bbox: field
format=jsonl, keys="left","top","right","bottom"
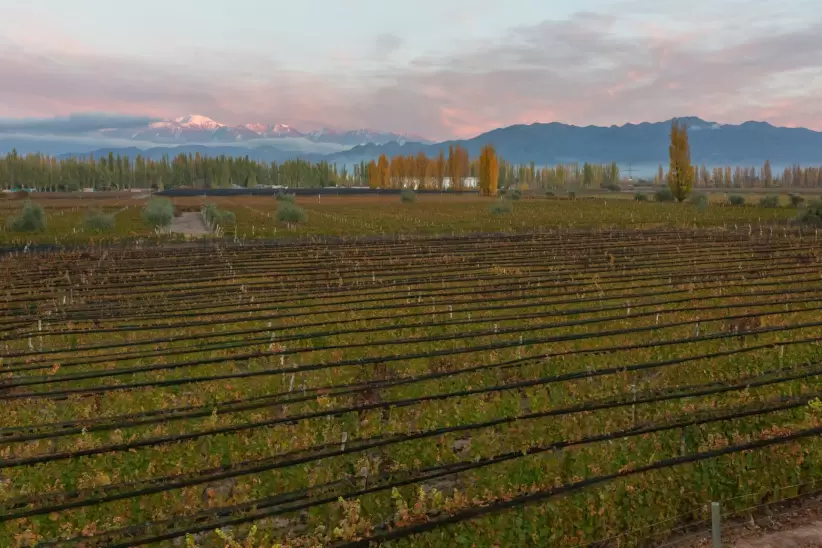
{"left": 2, "top": 195, "right": 822, "bottom": 547}
{"left": 0, "top": 192, "right": 804, "bottom": 247}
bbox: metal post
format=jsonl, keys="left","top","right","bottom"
{"left": 711, "top": 501, "right": 721, "bottom": 548}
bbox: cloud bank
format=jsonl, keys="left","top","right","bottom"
{"left": 1, "top": 7, "right": 821, "bottom": 141}
{"left": 0, "top": 113, "right": 160, "bottom": 134}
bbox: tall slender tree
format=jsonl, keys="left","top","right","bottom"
{"left": 478, "top": 144, "right": 499, "bottom": 196}
{"left": 668, "top": 119, "right": 694, "bottom": 202}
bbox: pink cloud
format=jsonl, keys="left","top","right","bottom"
{"left": 1, "top": 12, "right": 822, "bottom": 140}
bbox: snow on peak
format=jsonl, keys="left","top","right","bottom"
{"left": 243, "top": 123, "right": 268, "bottom": 134}
{"left": 174, "top": 115, "right": 224, "bottom": 129}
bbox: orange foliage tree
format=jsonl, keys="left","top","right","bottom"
{"left": 478, "top": 144, "right": 499, "bottom": 196}
{"left": 377, "top": 154, "right": 390, "bottom": 188}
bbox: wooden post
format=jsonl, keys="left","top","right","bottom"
{"left": 711, "top": 501, "right": 721, "bottom": 548}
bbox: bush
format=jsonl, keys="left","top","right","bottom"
{"left": 6, "top": 201, "right": 46, "bottom": 232}
{"left": 602, "top": 183, "right": 621, "bottom": 192}
{"left": 201, "top": 203, "right": 236, "bottom": 230}
{"left": 790, "top": 194, "right": 806, "bottom": 208}
{"left": 276, "top": 202, "right": 307, "bottom": 224}
{"left": 490, "top": 200, "right": 514, "bottom": 215}
{"left": 796, "top": 200, "right": 822, "bottom": 227}
{"left": 654, "top": 188, "right": 675, "bottom": 202}
{"left": 545, "top": 191, "right": 555, "bottom": 197}
{"left": 400, "top": 189, "right": 417, "bottom": 203}
{"left": 634, "top": 192, "right": 647, "bottom": 202}
{"left": 141, "top": 197, "right": 174, "bottom": 229}
{"left": 85, "top": 210, "right": 115, "bottom": 232}
{"left": 688, "top": 192, "right": 708, "bottom": 206}
{"left": 276, "top": 192, "right": 296, "bottom": 203}
{"left": 506, "top": 188, "right": 522, "bottom": 201}
{"left": 759, "top": 195, "right": 780, "bottom": 208}
{"left": 567, "top": 191, "right": 576, "bottom": 200}
{"left": 728, "top": 195, "right": 746, "bottom": 206}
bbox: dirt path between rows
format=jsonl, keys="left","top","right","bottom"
{"left": 731, "top": 522, "right": 822, "bottom": 547}
{"left": 170, "top": 212, "right": 210, "bottom": 236}
{"left": 683, "top": 493, "right": 822, "bottom": 548}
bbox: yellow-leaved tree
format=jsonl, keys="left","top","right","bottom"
{"left": 668, "top": 119, "right": 695, "bottom": 202}
{"left": 377, "top": 154, "right": 390, "bottom": 189}
{"left": 478, "top": 144, "right": 499, "bottom": 196}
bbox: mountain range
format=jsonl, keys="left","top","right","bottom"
{"left": 96, "top": 115, "right": 430, "bottom": 147}
{"left": 0, "top": 114, "right": 432, "bottom": 157}
{"left": 3, "top": 115, "right": 822, "bottom": 177}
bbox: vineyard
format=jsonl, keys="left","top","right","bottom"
{"left": 3, "top": 227, "right": 822, "bottom": 547}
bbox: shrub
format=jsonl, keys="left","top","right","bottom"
{"left": 688, "top": 192, "right": 708, "bottom": 206}
{"left": 567, "top": 191, "right": 576, "bottom": 200}
{"left": 654, "top": 188, "right": 675, "bottom": 202}
{"left": 507, "top": 188, "right": 522, "bottom": 201}
{"left": 141, "top": 197, "right": 174, "bottom": 229}
{"left": 758, "top": 195, "right": 780, "bottom": 208}
{"left": 796, "top": 200, "right": 822, "bottom": 227}
{"left": 490, "top": 200, "right": 514, "bottom": 215}
{"left": 400, "top": 189, "right": 417, "bottom": 203}
{"left": 85, "top": 210, "right": 115, "bottom": 232}
{"left": 790, "top": 194, "right": 806, "bottom": 208}
{"left": 728, "top": 195, "right": 745, "bottom": 206}
{"left": 545, "top": 191, "right": 555, "bottom": 197}
{"left": 276, "top": 192, "right": 296, "bottom": 203}
{"left": 602, "top": 183, "right": 621, "bottom": 192}
{"left": 201, "top": 203, "right": 236, "bottom": 230}
{"left": 6, "top": 201, "right": 46, "bottom": 232}
{"left": 634, "top": 192, "right": 647, "bottom": 202}
{"left": 276, "top": 202, "right": 307, "bottom": 224}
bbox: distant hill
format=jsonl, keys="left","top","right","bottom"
{"left": 43, "top": 117, "right": 822, "bottom": 176}
{"left": 326, "top": 117, "right": 822, "bottom": 168}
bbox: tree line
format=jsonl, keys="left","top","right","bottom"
{"left": 0, "top": 151, "right": 346, "bottom": 191}
{"left": 655, "top": 160, "right": 822, "bottom": 189}
{"left": 1, "top": 144, "right": 819, "bottom": 193}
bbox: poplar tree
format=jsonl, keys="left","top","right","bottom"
{"left": 668, "top": 119, "right": 694, "bottom": 202}
{"left": 478, "top": 144, "right": 499, "bottom": 196}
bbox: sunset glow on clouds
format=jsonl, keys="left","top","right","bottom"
{"left": 0, "top": 0, "right": 821, "bottom": 140}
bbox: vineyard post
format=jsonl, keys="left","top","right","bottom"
{"left": 711, "top": 501, "right": 722, "bottom": 547}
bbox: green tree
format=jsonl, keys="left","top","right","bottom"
{"left": 668, "top": 119, "right": 694, "bottom": 202}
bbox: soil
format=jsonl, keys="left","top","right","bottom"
{"left": 170, "top": 211, "right": 210, "bottom": 236}
{"left": 680, "top": 493, "right": 822, "bottom": 548}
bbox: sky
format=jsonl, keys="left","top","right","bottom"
{"left": 1, "top": 0, "right": 821, "bottom": 140}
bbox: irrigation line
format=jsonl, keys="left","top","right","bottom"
{"left": 5, "top": 247, "right": 803, "bottom": 338}
{"left": 42, "top": 390, "right": 822, "bottom": 548}
{"left": 3, "top": 239, "right": 808, "bottom": 323}
{"left": 5, "top": 353, "right": 822, "bottom": 473}
{"left": 6, "top": 321, "right": 818, "bottom": 442}
{"left": 7, "top": 277, "right": 821, "bottom": 369}
{"left": 3, "top": 231, "right": 771, "bottom": 297}
{"left": 34, "top": 241, "right": 805, "bottom": 316}
{"left": 332, "top": 424, "right": 822, "bottom": 547}
{"left": 4, "top": 326, "right": 821, "bottom": 447}
{"left": 5, "top": 312, "right": 822, "bottom": 403}
{"left": 7, "top": 299, "right": 822, "bottom": 391}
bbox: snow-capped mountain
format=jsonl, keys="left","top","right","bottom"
{"left": 99, "top": 115, "right": 431, "bottom": 147}
{"left": 175, "top": 114, "right": 224, "bottom": 130}
{"left": 307, "top": 128, "right": 424, "bottom": 146}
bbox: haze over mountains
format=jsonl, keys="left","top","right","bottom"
{"left": 2, "top": 114, "right": 822, "bottom": 178}
{"left": 0, "top": 114, "right": 431, "bottom": 157}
